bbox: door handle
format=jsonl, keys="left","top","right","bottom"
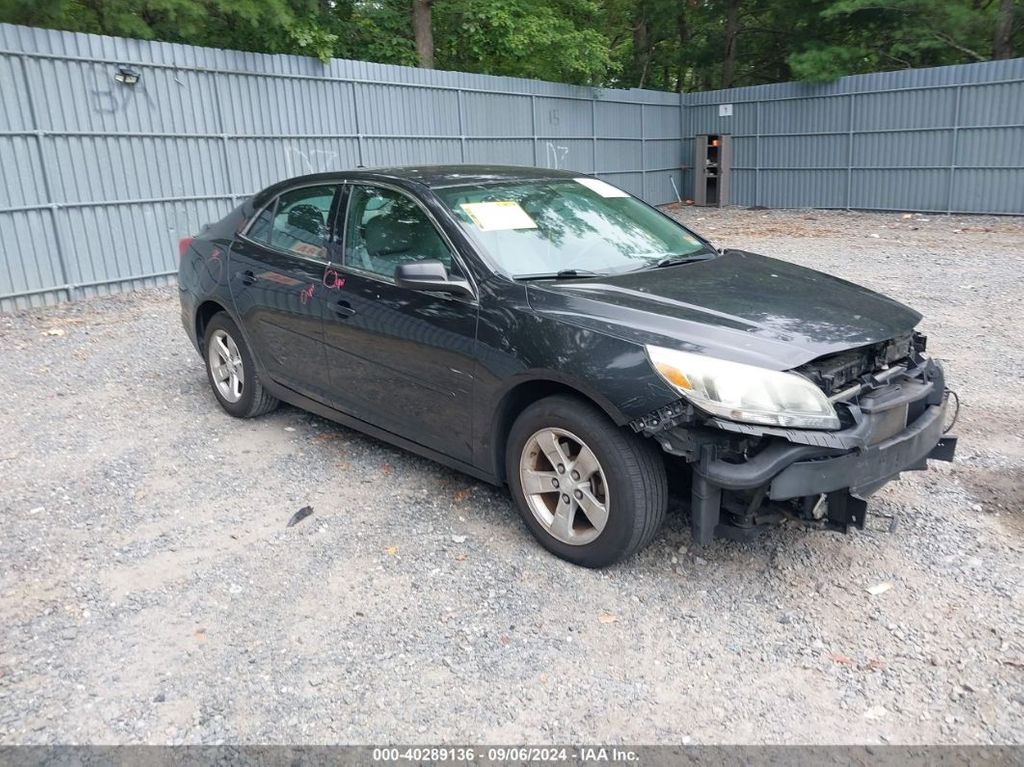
{"left": 332, "top": 300, "right": 357, "bottom": 318}
{"left": 239, "top": 269, "right": 259, "bottom": 286}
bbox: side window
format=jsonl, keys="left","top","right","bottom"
{"left": 344, "top": 185, "right": 459, "bottom": 280}
{"left": 246, "top": 204, "right": 274, "bottom": 244}
{"left": 259, "top": 185, "right": 337, "bottom": 260}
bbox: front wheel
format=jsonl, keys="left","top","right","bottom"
{"left": 506, "top": 395, "right": 667, "bottom": 568}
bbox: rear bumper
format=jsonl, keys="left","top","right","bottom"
{"left": 179, "top": 290, "right": 200, "bottom": 353}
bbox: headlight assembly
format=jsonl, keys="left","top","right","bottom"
{"left": 645, "top": 344, "right": 840, "bottom": 430}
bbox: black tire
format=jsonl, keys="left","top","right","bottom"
{"left": 506, "top": 394, "right": 667, "bottom": 568}
{"left": 203, "top": 312, "right": 279, "bottom": 418}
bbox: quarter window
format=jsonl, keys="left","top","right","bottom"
{"left": 344, "top": 186, "right": 459, "bottom": 280}
{"left": 246, "top": 206, "right": 274, "bottom": 244}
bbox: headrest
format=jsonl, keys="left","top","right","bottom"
{"left": 364, "top": 214, "right": 422, "bottom": 258}
{"left": 286, "top": 204, "right": 324, "bottom": 236}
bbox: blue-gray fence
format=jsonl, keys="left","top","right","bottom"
{"left": 683, "top": 58, "right": 1024, "bottom": 214}
{"left": 0, "top": 22, "right": 1022, "bottom": 311}
{"left": 0, "top": 23, "right": 684, "bottom": 311}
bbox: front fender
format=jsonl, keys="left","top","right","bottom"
{"left": 471, "top": 283, "right": 679, "bottom": 476}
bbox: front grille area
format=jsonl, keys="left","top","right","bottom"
{"left": 794, "top": 334, "right": 914, "bottom": 396}
{"left": 867, "top": 402, "right": 909, "bottom": 444}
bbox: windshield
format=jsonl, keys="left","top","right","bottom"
{"left": 436, "top": 178, "right": 713, "bottom": 278}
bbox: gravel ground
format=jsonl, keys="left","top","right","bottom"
{"left": 1, "top": 208, "right": 1022, "bottom": 745}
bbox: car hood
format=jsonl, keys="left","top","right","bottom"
{"left": 526, "top": 250, "right": 921, "bottom": 370}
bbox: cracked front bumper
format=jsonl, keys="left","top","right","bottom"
{"left": 767, "top": 400, "right": 955, "bottom": 500}
{"left": 683, "top": 366, "right": 957, "bottom": 544}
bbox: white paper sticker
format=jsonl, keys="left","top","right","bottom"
{"left": 718, "top": 103, "right": 733, "bottom": 117}
{"left": 460, "top": 201, "right": 538, "bottom": 231}
{"left": 574, "top": 177, "right": 629, "bottom": 198}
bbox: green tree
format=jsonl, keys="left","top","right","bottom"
{"left": 0, "top": 0, "right": 1021, "bottom": 88}
{"left": 0, "top": 0, "right": 344, "bottom": 60}
{"left": 787, "top": 0, "right": 1017, "bottom": 80}
{"left": 434, "top": 0, "right": 616, "bottom": 84}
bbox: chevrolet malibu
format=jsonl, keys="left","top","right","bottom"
{"left": 179, "top": 165, "right": 957, "bottom": 567}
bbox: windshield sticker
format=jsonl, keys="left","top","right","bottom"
{"left": 460, "top": 201, "right": 538, "bottom": 231}
{"left": 574, "top": 177, "right": 629, "bottom": 198}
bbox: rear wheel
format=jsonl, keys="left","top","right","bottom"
{"left": 506, "top": 395, "right": 667, "bottom": 568}
{"left": 203, "top": 312, "right": 278, "bottom": 418}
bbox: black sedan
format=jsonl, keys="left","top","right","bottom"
{"left": 178, "top": 165, "right": 956, "bottom": 567}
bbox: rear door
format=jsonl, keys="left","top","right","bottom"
{"left": 322, "top": 183, "right": 479, "bottom": 461}
{"left": 228, "top": 183, "right": 341, "bottom": 403}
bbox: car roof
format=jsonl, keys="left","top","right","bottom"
{"left": 257, "top": 165, "right": 584, "bottom": 201}
{"left": 368, "top": 164, "right": 583, "bottom": 189}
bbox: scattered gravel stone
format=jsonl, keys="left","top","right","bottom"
{"left": 0, "top": 208, "right": 1021, "bottom": 745}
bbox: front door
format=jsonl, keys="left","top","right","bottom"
{"left": 228, "top": 183, "right": 340, "bottom": 403}
{"left": 322, "top": 184, "right": 478, "bottom": 462}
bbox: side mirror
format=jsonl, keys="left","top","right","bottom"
{"left": 394, "top": 260, "right": 473, "bottom": 298}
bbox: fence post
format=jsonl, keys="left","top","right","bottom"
{"left": 640, "top": 103, "right": 647, "bottom": 200}
{"left": 846, "top": 93, "right": 855, "bottom": 211}
{"left": 210, "top": 75, "right": 238, "bottom": 201}
{"left": 946, "top": 84, "right": 962, "bottom": 214}
{"left": 18, "top": 55, "right": 74, "bottom": 302}
{"left": 755, "top": 99, "right": 761, "bottom": 207}
{"left": 591, "top": 93, "right": 598, "bottom": 175}
{"left": 679, "top": 90, "right": 685, "bottom": 201}
{"left": 457, "top": 88, "right": 466, "bottom": 163}
{"left": 352, "top": 83, "right": 365, "bottom": 167}
{"left": 530, "top": 94, "right": 538, "bottom": 168}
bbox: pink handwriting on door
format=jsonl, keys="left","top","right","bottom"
{"left": 323, "top": 267, "right": 345, "bottom": 290}
{"left": 300, "top": 283, "right": 316, "bottom": 304}
{"left": 207, "top": 248, "right": 223, "bottom": 282}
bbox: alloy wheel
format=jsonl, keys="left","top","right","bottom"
{"left": 208, "top": 328, "right": 245, "bottom": 403}
{"left": 519, "top": 427, "right": 609, "bottom": 546}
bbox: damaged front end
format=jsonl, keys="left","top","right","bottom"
{"left": 631, "top": 333, "right": 958, "bottom": 544}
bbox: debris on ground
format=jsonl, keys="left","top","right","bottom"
{"left": 286, "top": 505, "right": 314, "bottom": 527}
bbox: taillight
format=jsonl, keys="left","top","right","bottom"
{"left": 178, "top": 237, "right": 193, "bottom": 260}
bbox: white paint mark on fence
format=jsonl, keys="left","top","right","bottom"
{"left": 545, "top": 142, "right": 569, "bottom": 170}
{"left": 284, "top": 146, "right": 339, "bottom": 176}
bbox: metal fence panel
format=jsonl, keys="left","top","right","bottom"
{"left": 0, "top": 21, "right": 1022, "bottom": 311}
{"left": 462, "top": 92, "right": 533, "bottom": 137}
{"left": 464, "top": 138, "right": 534, "bottom": 166}
{"left": 852, "top": 131, "right": 953, "bottom": 168}
{"left": 956, "top": 126, "right": 1024, "bottom": 166}
{"left": 685, "top": 57, "right": 1024, "bottom": 215}
{"left": 0, "top": 209, "right": 63, "bottom": 310}
{"left": 595, "top": 100, "right": 642, "bottom": 138}
{"left": 0, "top": 134, "right": 46, "bottom": 207}
{"left": 952, "top": 169, "right": 1024, "bottom": 213}
{"left": 0, "top": 23, "right": 685, "bottom": 310}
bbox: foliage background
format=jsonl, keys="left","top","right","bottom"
{"left": 0, "top": 0, "right": 1021, "bottom": 90}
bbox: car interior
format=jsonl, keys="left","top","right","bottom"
{"left": 345, "top": 187, "right": 457, "bottom": 279}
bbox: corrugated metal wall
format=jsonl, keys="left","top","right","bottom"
{"left": 1, "top": 22, "right": 1022, "bottom": 311}
{"left": 0, "top": 23, "right": 683, "bottom": 311}
{"left": 684, "top": 58, "right": 1024, "bottom": 214}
